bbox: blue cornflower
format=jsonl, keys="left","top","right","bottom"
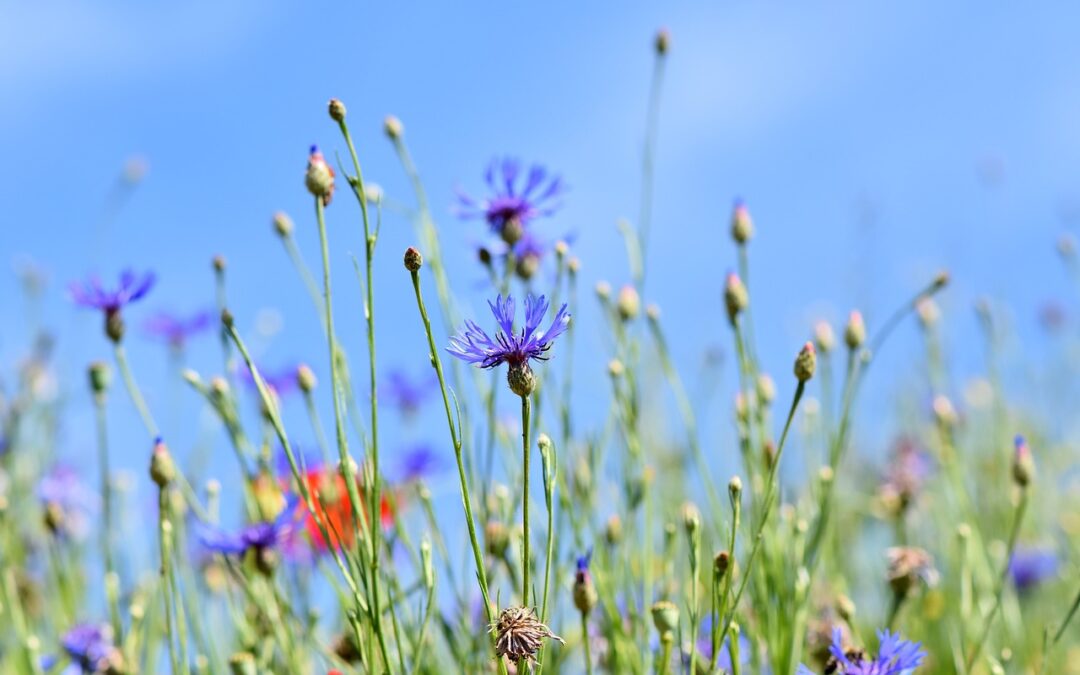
{"left": 199, "top": 496, "right": 299, "bottom": 558}
{"left": 455, "top": 157, "right": 565, "bottom": 244}
{"left": 47, "top": 623, "right": 118, "bottom": 673}
{"left": 798, "top": 628, "right": 925, "bottom": 674}
{"left": 573, "top": 550, "right": 597, "bottom": 614}
{"left": 38, "top": 464, "right": 99, "bottom": 540}
{"left": 396, "top": 443, "right": 440, "bottom": 482}
{"left": 380, "top": 369, "right": 437, "bottom": 416}
{"left": 1009, "top": 547, "right": 1059, "bottom": 592}
{"left": 69, "top": 269, "right": 155, "bottom": 342}
{"left": 236, "top": 362, "right": 300, "bottom": 398}
{"left": 447, "top": 294, "right": 570, "bottom": 396}
{"left": 143, "top": 308, "right": 214, "bottom": 348}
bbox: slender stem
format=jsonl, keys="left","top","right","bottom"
{"left": 658, "top": 635, "right": 674, "bottom": 675}
{"left": 158, "top": 492, "right": 182, "bottom": 675}
{"left": 581, "top": 612, "right": 593, "bottom": 675}
{"left": 336, "top": 109, "right": 389, "bottom": 675}
{"left": 113, "top": 343, "right": 159, "bottom": 437}
{"left": 521, "top": 394, "right": 532, "bottom": 605}
{"left": 965, "top": 490, "right": 1029, "bottom": 670}
{"left": 408, "top": 268, "right": 506, "bottom": 674}
{"left": 94, "top": 397, "right": 123, "bottom": 639}
{"left": 1052, "top": 584, "right": 1080, "bottom": 644}
{"left": 638, "top": 46, "right": 667, "bottom": 289}
{"left": 314, "top": 196, "right": 388, "bottom": 670}
{"left": 719, "top": 381, "right": 805, "bottom": 641}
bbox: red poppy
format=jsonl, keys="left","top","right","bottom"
{"left": 298, "top": 469, "right": 397, "bottom": 552}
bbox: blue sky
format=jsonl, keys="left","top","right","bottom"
{"left": 2, "top": 2, "right": 1080, "bottom": 524}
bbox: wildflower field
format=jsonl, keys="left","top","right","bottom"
{"left": 3, "top": 6, "right": 1080, "bottom": 675}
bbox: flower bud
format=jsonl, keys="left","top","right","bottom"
{"left": 932, "top": 395, "right": 957, "bottom": 427}
{"left": 654, "top": 27, "right": 670, "bottom": 55}
{"left": 212, "top": 254, "right": 227, "bottom": 272}
{"left": 728, "top": 475, "right": 743, "bottom": 504}
{"left": 572, "top": 554, "right": 597, "bottom": 615}
{"left": 150, "top": 437, "right": 176, "bottom": 488}
{"left": 595, "top": 281, "right": 611, "bottom": 300}
{"left": 844, "top": 311, "right": 865, "bottom": 350}
{"left": 932, "top": 270, "right": 950, "bottom": 291}
{"left": 567, "top": 257, "right": 581, "bottom": 274}
{"left": 328, "top": 98, "right": 346, "bottom": 122}
{"left": 681, "top": 502, "right": 701, "bottom": 536}
{"left": 1058, "top": 234, "right": 1076, "bottom": 260}
{"left": 421, "top": 538, "right": 435, "bottom": 590}
{"left": 651, "top": 600, "right": 679, "bottom": 636}
{"left": 607, "top": 359, "right": 624, "bottom": 378}
{"left": 383, "top": 115, "right": 403, "bottom": 140}
{"left": 616, "top": 285, "right": 640, "bottom": 321}
{"left": 305, "top": 145, "right": 336, "bottom": 206}
{"left": 814, "top": 321, "right": 835, "bottom": 353}
{"left": 272, "top": 211, "right": 294, "bottom": 237}
{"left": 404, "top": 246, "right": 423, "bottom": 272}
{"left": 916, "top": 298, "right": 940, "bottom": 328}
{"left": 104, "top": 310, "right": 124, "bottom": 343}
{"left": 88, "top": 361, "right": 111, "bottom": 396}
{"left": 1012, "top": 435, "right": 1034, "bottom": 487}
{"left": 296, "top": 364, "right": 317, "bottom": 393}
{"left": 756, "top": 373, "right": 776, "bottom": 405}
{"left": 646, "top": 303, "right": 661, "bottom": 321}
{"left": 724, "top": 272, "right": 749, "bottom": 324}
{"left": 554, "top": 240, "right": 569, "bottom": 257}
{"left": 794, "top": 342, "right": 817, "bottom": 382}
{"left": 365, "top": 183, "right": 384, "bottom": 205}
{"left": 730, "top": 199, "right": 754, "bottom": 244}
{"left": 221, "top": 308, "right": 234, "bottom": 329}
{"left": 229, "top": 652, "right": 258, "bottom": 675}
{"left": 485, "top": 521, "right": 509, "bottom": 558}
{"left": 714, "top": 550, "right": 730, "bottom": 578}
{"left": 604, "top": 514, "right": 623, "bottom": 545}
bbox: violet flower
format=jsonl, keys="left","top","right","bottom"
{"left": 1009, "top": 547, "right": 1059, "bottom": 592}
{"left": 380, "top": 369, "right": 437, "bottom": 416}
{"left": 447, "top": 294, "right": 570, "bottom": 397}
{"left": 143, "top": 309, "right": 214, "bottom": 348}
{"left": 198, "top": 496, "right": 300, "bottom": 558}
{"left": 69, "top": 269, "right": 155, "bottom": 342}
{"left": 455, "top": 157, "right": 564, "bottom": 245}
{"left": 797, "top": 628, "right": 925, "bottom": 674}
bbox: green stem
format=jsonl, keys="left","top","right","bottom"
{"left": 158, "top": 491, "right": 182, "bottom": 675}
{"left": 407, "top": 267, "right": 506, "bottom": 675}
{"left": 637, "top": 46, "right": 667, "bottom": 290}
{"left": 719, "top": 380, "right": 805, "bottom": 642}
{"left": 581, "top": 611, "right": 593, "bottom": 675}
{"left": 113, "top": 343, "right": 159, "bottom": 437}
{"left": 521, "top": 394, "right": 532, "bottom": 605}
{"left": 94, "top": 397, "right": 123, "bottom": 639}
{"left": 965, "top": 490, "right": 1029, "bottom": 670}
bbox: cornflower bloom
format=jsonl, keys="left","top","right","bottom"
{"left": 38, "top": 464, "right": 99, "bottom": 539}
{"left": 396, "top": 443, "right": 440, "bottom": 482}
{"left": 1008, "top": 547, "right": 1059, "bottom": 592}
{"left": 143, "top": 309, "right": 214, "bottom": 349}
{"left": 236, "top": 363, "right": 300, "bottom": 398}
{"left": 44, "top": 623, "right": 122, "bottom": 674}
{"left": 455, "top": 157, "right": 565, "bottom": 245}
{"left": 447, "top": 294, "right": 570, "bottom": 397}
{"left": 198, "top": 496, "right": 300, "bottom": 562}
{"left": 797, "top": 628, "right": 925, "bottom": 674}
{"left": 380, "top": 368, "right": 437, "bottom": 416}
{"left": 69, "top": 269, "right": 155, "bottom": 342}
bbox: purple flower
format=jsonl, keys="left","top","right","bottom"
{"left": 380, "top": 369, "right": 437, "bottom": 416}
{"left": 798, "top": 628, "right": 925, "bottom": 674}
{"left": 198, "top": 497, "right": 300, "bottom": 557}
{"left": 1009, "top": 547, "right": 1059, "bottom": 592}
{"left": 38, "top": 464, "right": 99, "bottom": 539}
{"left": 53, "top": 623, "right": 117, "bottom": 673}
{"left": 143, "top": 309, "right": 214, "bottom": 348}
{"left": 69, "top": 270, "right": 155, "bottom": 313}
{"left": 447, "top": 294, "right": 570, "bottom": 370}
{"left": 455, "top": 157, "right": 564, "bottom": 242}
{"left": 237, "top": 363, "right": 299, "bottom": 397}
{"left": 396, "top": 443, "right": 440, "bottom": 482}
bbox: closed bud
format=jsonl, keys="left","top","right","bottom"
{"left": 608, "top": 359, "right": 625, "bottom": 378}
{"left": 404, "top": 247, "right": 423, "bottom": 272}
{"left": 604, "top": 514, "right": 623, "bottom": 545}
{"left": 305, "top": 145, "right": 336, "bottom": 205}
{"left": 150, "top": 438, "right": 176, "bottom": 488}
{"left": 814, "top": 320, "right": 835, "bottom": 353}
{"left": 365, "top": 183, "right": 384, "bottom": 205}
{"left": 844, "top": 310, "right": 865, "bottom": 349}
{"left": 616, "top": 285, "right": 640, "bottom": 321}
{"left": 272, "top": 211, "right": 294, "bottom": 237}
{"left": 730, "top": 199, "right": 754, "bottom": 244}
{"left": 567, "top": 257, "right": 581, "bottom": 274}
{"left": 932, "top": 270, "right": 950, "bottom": 291}
{"left": 837, "top": 594, "right": 856, "bottom": 622}
{"left": 212, "top": 254, "right": 227, "bottom": 272}
{"left": 554, "top": 240, "right": 569, "bottom": 257}
{"left": 182, "top": 368, "right": 202, "bottom": 388}
{"left": 932, "top": 395, "right": 957, "bottom": 427}
{"left": 714, "top": 550, "right": 730, "bottom": 577}
{"left": 44, "top": 501, "right": 65, "bottom": 534}
{"left": 1012, "top": 435, "right": 1034, "bottom": 487}
{"left": 595, "top": 281, "right": 611, "bottom": 300}
{"left": 794, "top": 341, "right": 817, "bottom": 382}
{"left": 916, "top": 298, "right": 940, "bottom": 328}
{"left": 421, "top": 538, "right": 434, "bottom": 590}
{"left": 383, "top": 115, "right": 403, "bottom": 140}
{"left": 756, "top": 373, "right": 776, "bottom": 405}
{"left": 572, "top": 554, "right": 597, "bottom": 615}
{"left": 724, "top": 272, "right": 749, "bottom": 324}
{"left": 681, "top": 502, "right": 701, "bottom": 536}
{"left": 728, "top": 475, "right": 743, "bottom": 503}
{"left": 1058, "top": 234, "right": 1076, "bottom": 260}
{"left": 327, "top": 98, "right": 346, "bottom": 122}
{"left": 220, "top": 308, "right": 234, "bottom": 329}
{"left": 228, "top": 652, "right": 258, "bottom": 675}
{"left": 296, "top": 364, "right": 317, "bottom": 393}
{"left": 485, "top": 521, "right": 509, "bottom": 558}
{"left": 104, "top": 310, "right": 124, "bottom": 343}
{"left": 646, "top": 303, "right": 661, "bottom": 321}
{"left": 651, "top": 600, "right": 679, "bottom": 636}
{"left": 88, "top": 361, "right": 111, "bottom": 396}
{"left": 654, "top": 27, "right": 670, "bottom": 55}
{"left": 209, "top": 376, "right": 229, "bottom": 400}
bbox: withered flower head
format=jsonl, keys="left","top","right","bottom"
{"left": 490, "top": 606, "right": 564, "bottom": 664}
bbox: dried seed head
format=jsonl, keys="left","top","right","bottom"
{"left": 490, "top": 606, "right": 563, "bottom": 663}
{"left": 886, "top": 546, "right": 938, "bottom": 597}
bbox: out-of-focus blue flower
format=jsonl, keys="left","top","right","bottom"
{"left": 143, "top": 309, "right": 214, "bottom": 348}
{"left": 1009, "top": 547, "right": 1059, "bottom": 592}
{"left": 455, "top": 157, "right": 564, "bottom": 239}
{"left": 199, "top": 496, "right": 300, "bottom": 556}
{"left": 69, "top": 270, "right": 155, "bottom": 313}
{"left": 47, "top": 623, "right": 117, "bottom": 673}
{"left": 692, "top": 617, "right": 751, "bottom": 670}
{"left": 38, "top": 464, "right": 99, "bottom": 539}
{"left": 396, "top": 443, "right": 440, "bottom": 482}
{"left": 447, "top": 294, "right": 570, "bottom": 369}
{"left": 797, "top": 628, "right": 925, "bottom": 674}
{"left": 236, "top": 362, "right": 299, "bottom": 397}
{"left": 380, "top": 369, "right": 436, "bottom": 416}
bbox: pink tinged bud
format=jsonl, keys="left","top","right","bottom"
{"left": 1012, "top": 435, "right": 1034, "bottom": 487}
{"left": 844, "top": 310, "right": 865, "bottom": 349}
{"left": 724, "top": 273, "right": 749, "bottom": 324}
{"left": 730, "top": 201, "right": 754, "bottom": 244}
{"left": 305, "top": 146, "right": 336, "bottom": 206}
{"left": 150, "top": 438, "right": 176, "bottom": 488}
{"left": 794, "top": 342, "right": 816, "bottom": 382}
